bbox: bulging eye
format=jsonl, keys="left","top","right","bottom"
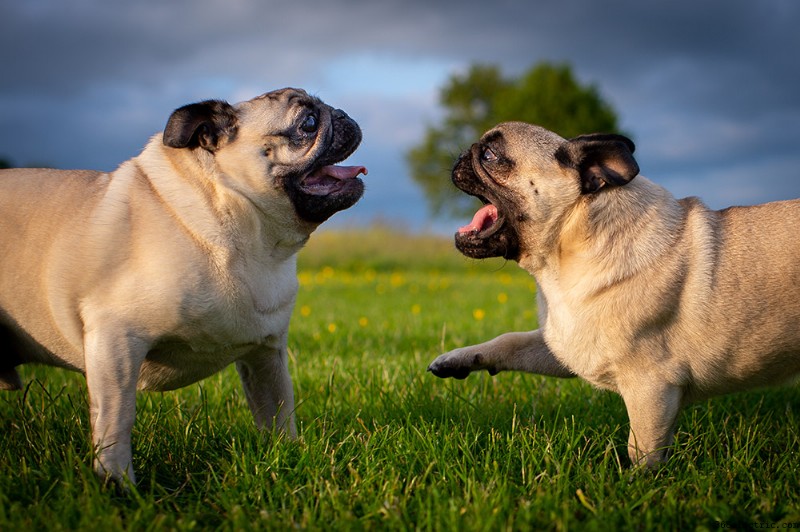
{"left": 300, "top": 114, "right": 318, "bottom": 133}
{"left": 482, "top": 147, "right": 497, "bottom": 162}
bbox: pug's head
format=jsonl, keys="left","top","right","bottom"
{"left": 162, "top": 87, "right": 366, "bottom": 226}
{"left": 452, "top": 122, "right": 638, "bottom": 261}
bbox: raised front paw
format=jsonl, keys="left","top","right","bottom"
{"left": 427, "top": 348, "right": 486, "bottom": 379}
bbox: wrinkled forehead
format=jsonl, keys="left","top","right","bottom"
{"left": 485, "top": 122, "right": 564, "bottom": 155}
{"left": 235, "top": 87, "right": 326, "bottom": 127}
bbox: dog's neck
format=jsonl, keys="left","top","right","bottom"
{"left": 137, "top": 135, "right": 313, "bottom": 265}
{"left": 521, "top": 177, "right": 686, "bottom": 298}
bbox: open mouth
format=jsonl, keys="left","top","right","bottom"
{"left": 454, "top": 199, "right": 518, "bottom": 260}
{"left": 299, "top": 164, "right": 368, "bottom": 196}
{"left": 458, "top": 202, "right": 499, "bottom": 235}
{"left": 286, "top": 161, "right": 367, "bottom": 224}
{"left": 452, "top": 157, "right": 520, "bottom": 260}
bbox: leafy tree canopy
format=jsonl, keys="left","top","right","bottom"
{"left": 407, "top": 62, "right": 624, "bottom": 217}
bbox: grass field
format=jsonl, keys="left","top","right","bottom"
{"left": 1, "top": 228, "right": 799, "bottom": 530}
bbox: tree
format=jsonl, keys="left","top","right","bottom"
{"left": 407, "top": 62, "right": 624, "bottom": 217}
{"left": 0, "top": 158, "right": 12, "bottom": 169}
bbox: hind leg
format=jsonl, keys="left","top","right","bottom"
{"left": 0, "top": 324, "right": 24, "bottom": 390}
{"left": 0, "top": 368, "right": 22, "bottom": 390}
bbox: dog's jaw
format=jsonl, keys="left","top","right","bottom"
{"left": 454, "top": 217, "right": 520, "bottom": 260}
{"left": 286, "top": 165, "right": 366, "bottom": 225}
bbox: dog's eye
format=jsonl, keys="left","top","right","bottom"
{"left": 300, "top": 114, "right": 318, "bottom": 133}
{"left": 482, "top": 148, "right": 497, "bottom": 162}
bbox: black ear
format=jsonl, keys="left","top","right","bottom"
{"left": 163, "top": 100, "right": 238, "bottom": 151}
{"left": 555, "top": 134, "right": 639, "bottom": 194}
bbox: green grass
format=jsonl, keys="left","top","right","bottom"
{"left": 2, "top": 227, "right": 799, "bottom": 530}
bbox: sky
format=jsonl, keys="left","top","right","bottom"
{"left": 1, "top": 0, "right": 799, "bottom": 234}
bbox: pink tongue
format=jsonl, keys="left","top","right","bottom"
{"left": 458, "top": 204, "right": 498, "bottom": 234}
{"left": 316, "top": 165, "right": 368, "bottom": 180}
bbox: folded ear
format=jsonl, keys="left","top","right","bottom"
{"left": 163, "top": 100, "right": 238, "bottom": 152}
{"left": 555, "top": 134, "right": 639, "bottom": 194}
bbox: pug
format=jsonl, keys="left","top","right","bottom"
{"left": 0, "top": 88, "right": 367, "bottom": 484}
{"left": 428, "top": 121, "right": 800, "bottom": 466}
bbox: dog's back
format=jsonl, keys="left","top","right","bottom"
{"left": 684, "top": 198, "right": 800, "bottom": 394}
{"left": 0, "top": 168, "right": 108, "bottom": 248}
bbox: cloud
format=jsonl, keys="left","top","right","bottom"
{"left": 1, "top": 0, "right": 799, "bottom": 230}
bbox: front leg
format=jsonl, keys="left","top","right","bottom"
{"left": 619, "top": 378, "right": 683, "bottom": 467}
{"left": 235, "top": 343, "right": 296, "bottom": 438}
{"left": 428, "top": 330, "right": 575, "bottom": 379}
{"left": 84, "top": 328, "right": 149, "bottom": 486}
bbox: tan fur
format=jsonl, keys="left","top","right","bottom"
{"left": 429, "top": 122, "right": 800, "bottom": 465}
{"left": 0, "top": 88, "right": 365, "bottom": 484}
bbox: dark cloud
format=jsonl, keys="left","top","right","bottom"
{"left": 1, "top": 0, "right": 799, "bottom": 226}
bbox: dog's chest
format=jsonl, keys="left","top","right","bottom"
{"left": 135, "top": 260, "right": 299, "bottom": 391}
{"left": 545, "top": 319, "right": 621, "bottom": 391}
{"left": 201, "top": 258, "right": 299, "bottom": 342}
{"left": 538, "top": 277, "right": 621, "bottom": 390}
